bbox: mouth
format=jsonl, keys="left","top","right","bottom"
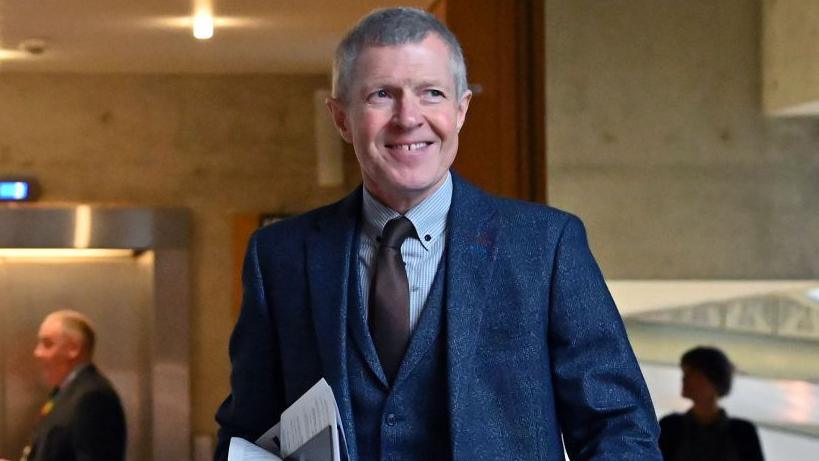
{"left": 385, "top": 141, "right": 433, "bottom": 151}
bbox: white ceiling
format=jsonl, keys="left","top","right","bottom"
{"left": 0, "top": 0, "right": 430, "bottom": 74}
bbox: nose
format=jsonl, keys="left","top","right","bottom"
{"left": 393, "top": 95, "right": 422, "bottom": 129}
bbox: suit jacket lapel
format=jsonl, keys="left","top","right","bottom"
{"left": 445, "top": 175, "right": 500, "bottom": 447}
{"left": 347, "top": 261, "right": 390, "bottom": 388}
{"left": 306, "top": 188, "right": 361, "bottom": 453}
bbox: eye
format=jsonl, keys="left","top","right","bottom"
{"left": 422, "top": 88, "right": 447, "bottom": 102}
{"left": 368, "top": 89, "right": 390, "bottom": 101}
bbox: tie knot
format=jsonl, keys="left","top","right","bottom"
{"left": 381, "top": 216, "right": 414, "bottom": 249}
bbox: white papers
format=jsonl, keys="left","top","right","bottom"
{"left": 279, "top": 379, "right": 341, "bottom": 460}
{"left": 227, "top": 378, "right": 346, "bottom": 461}
{"left": 228, "top": 437, "right": 283, "bottom": 461}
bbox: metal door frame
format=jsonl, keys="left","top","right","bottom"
{"left": 0, "top": 205, "right": 191, "bottom": 461}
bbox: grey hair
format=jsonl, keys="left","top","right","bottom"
{"left": 332, "top": 7, "right": 468, "bottom": 103}
{"left": 50, "top": 309, "right": 97, "bottom": 358}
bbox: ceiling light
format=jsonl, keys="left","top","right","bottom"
{"left": 193, "top": 12, "right": 214, "bottom": 40}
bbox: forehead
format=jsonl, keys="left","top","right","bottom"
{"left": 353, "top": 35, "right": 455, "bottom": 88}
{"left": 39, "top": 315, "right": 64, "bottom": 338}
{"left": 682, "top": 365, "right": 705, "bottom": 376}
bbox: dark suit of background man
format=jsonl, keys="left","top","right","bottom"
{"left": 0, "top": 310, "right": 126, "bottom": 461}
{"left": 215, "top": 7, "right": 661, "bottom": 461}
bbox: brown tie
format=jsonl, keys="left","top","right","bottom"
{"left": 369, "top": 216, "right": 415, "bottom": 384}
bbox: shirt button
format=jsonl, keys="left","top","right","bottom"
{"left": 385, "top": 413, "right": 397, "bottom": 426}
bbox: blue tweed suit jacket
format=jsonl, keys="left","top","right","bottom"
{"left": 215, "top": 174, "right": 661, "bottom": 460}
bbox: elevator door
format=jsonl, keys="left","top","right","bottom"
{"left": 0, "top": 252, "right": 153, "bottom": 461}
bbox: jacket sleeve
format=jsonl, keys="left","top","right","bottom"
{"left": 548, "top": 215, "right": 662, "bottom": 460}
{"left": 73, "top": 389, "right": 127, "bottom": 461}
{"left": 214, "top": 231, "right": 285, "bottom": 461}
{"left": 658, "top": 413, "right": 682, "bottom": 460}
{"left": 733, "top": 419, "right": 765, "bottom": 461}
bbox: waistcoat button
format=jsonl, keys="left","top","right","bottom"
{"left": 385, "top": 413, "right": 397, "bottom": 426}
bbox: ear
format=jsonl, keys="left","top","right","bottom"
{"left": 455, "top": 89, "right": 472, "bottom": 132}
{"left": 65, "top": 338, "right": 82, "bottom": 360}
{"left": 326, "top": 97, "right": 354, "bottom": 143}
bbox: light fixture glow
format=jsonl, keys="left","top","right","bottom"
{"left": 0, "top": 249, "right": 134, "bottom": 259}
{"left": 73, "top": 205, "right": 92, "bottom": 248}
{"left": 0, "top": 49, "right": 26, "bottom": 60}
{"left": 145, "top": 15, "right": 257, "bottom": 29}
{"left": 193, "top": 13, "right": 214, "bottom": 40}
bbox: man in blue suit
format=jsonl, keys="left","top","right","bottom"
{"left": 215, "top": 7, "right": 661, "bottom": 461}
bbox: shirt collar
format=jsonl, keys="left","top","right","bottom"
{"left": 361, "top": 172, "right": 452, "bottom": 251}
{"left": 59, "top": 362, "right": 90, "bottom": 391}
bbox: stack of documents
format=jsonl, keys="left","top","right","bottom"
{"left": 228, "top": 379, "right": 347, "bottom": 461}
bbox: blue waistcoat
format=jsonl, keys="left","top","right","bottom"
{"left": 347, "top": 253, "right": 450, "bottom": 461}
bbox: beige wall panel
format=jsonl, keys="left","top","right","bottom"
{"left": 762, "top": 0, "right": 819, "bottom": 115}
{"left": 546, "top": 0, "right": 819, "bottom": 280}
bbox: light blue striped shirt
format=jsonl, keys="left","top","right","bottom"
{"left": 358, "top": 172, "right": 452, "bottom": 332}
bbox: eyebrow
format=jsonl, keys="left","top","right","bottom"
{"left": 364, "top": 77, "right": 451, "bottom": 88}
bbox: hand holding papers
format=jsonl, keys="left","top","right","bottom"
{"left": 228, "top": 379, "right": 347, "bottom": 461}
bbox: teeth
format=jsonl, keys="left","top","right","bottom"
{"left": 393, "top": 143, "right": 427, "bottom": 151}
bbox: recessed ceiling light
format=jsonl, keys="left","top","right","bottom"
{"left": 193, "top": 13, "right": 214, "bottom": 40}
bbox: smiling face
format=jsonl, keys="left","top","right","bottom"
{"left": 33, "top": 314, "right": 82, "bottom": 387}
{"left": 327, "top": 33, "right": 471, "bottom": 212}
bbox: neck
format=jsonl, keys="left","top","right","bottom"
{"left": 362, "top": 175, "right": 448, "bottom": 215}
{"left": 366, "top": 189, "right": 428, "bottom": 215}
{"left": 690, "top": 400, "right": 721, "bottom": 424}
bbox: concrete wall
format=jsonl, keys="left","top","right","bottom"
{"left": 0, "top": 73, "right": 352, "bottom": 438}
{"left": 546, "top": 0, "right": 819, "bottom": 280}
{"left": 762, "top": 0, "right": 819, "bottom": 115}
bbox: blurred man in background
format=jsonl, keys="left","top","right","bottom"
{"left": 1, "top": 310, "right": 126, "bottom": 461}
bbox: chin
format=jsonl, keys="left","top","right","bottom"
{"left": 395, "top": 170, "right": 444, "bottom": 189}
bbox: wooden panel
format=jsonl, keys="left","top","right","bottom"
{"left": 232, "top": 213, "right": 260, "bottom": 318}
{"left": 428, "top": 0, "right": 446, "bottom": 22}
{"left": 431, "top": 0, "right": 546, "bottom": 203}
